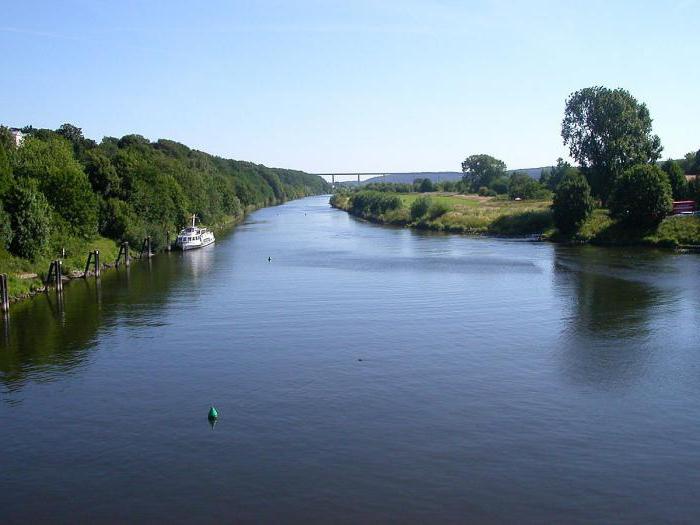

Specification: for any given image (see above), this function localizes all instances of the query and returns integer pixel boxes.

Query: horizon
[2,0,699,173]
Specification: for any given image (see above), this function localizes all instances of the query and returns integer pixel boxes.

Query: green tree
[562,86,663,203]
[5,178,52,259]
[84,149,121,197]
[13,136,98,237]
[540,158,578,191]
[508,172,549,200]
[410,196,432,220]
[610,164,672,226]
[552,172,594,234]
[0,202,12,249]
[662,159,687,200]
[461,154,507,191]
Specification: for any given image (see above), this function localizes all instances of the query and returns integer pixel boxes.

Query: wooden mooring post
[115,241,130,267]
[0,273,9,313]
[84,250,101,277]
[139,236,152,259]
[46,260,63,292]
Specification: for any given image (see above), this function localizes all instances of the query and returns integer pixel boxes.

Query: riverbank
[0,209,250,304]
[330,191,700,249]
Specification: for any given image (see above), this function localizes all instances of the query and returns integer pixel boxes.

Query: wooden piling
[116,241,131,267]
[0,273,9,313]
[55,260,63,292]
[94,250,100,277]
[84,251,93,277]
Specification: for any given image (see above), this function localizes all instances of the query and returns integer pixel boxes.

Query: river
[1,195,699,523]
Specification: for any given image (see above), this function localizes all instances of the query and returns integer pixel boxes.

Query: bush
[662,159,688,200]
[5,178,52,260]
[552,173,594,234]
[0,202,12,249]
[508,172,550,200]
[350,191,403,216]
[610,164,673,226]
[410,196,432,220]
[427,201,450,219]
[489,177,509,195]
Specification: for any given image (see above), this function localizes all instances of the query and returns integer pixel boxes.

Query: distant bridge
[315,173,388,186]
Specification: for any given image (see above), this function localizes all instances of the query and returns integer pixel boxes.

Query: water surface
[1,195,699,523]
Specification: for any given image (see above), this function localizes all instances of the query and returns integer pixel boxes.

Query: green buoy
[208,406,219,421]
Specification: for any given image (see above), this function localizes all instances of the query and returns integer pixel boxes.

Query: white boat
[175,215,215,251]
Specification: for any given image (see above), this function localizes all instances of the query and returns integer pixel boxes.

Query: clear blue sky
[2,0,698,173]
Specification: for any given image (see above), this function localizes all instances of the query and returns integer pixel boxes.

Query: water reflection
[0,257,184,394]
[553,246,673,386]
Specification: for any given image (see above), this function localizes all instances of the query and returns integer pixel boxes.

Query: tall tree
[561,86,662,203]
[662,159,687,200]
[461,154,507,190]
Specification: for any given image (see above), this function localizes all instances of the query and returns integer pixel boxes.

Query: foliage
[609,164,673,226]
[540,158,579,191]
[414,178,435,192]
[12,136,98,237]
[350,191,403,216]
[0,202,12,249]
[461,154,507,190]
[410,196,432,219]
[552,172,594,234]
[0,122,330,269]
[489,176,509,195]
[662,159,688,200]
[427,201,450,220]
[5,178,52,260]
[562,86,663,203]
[508,172,550,200]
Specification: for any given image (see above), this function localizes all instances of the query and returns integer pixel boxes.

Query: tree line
[0,124,330,260]
[460,86,699,233]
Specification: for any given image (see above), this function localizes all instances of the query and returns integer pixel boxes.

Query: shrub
[489,177,509,195]
[552,173,594,234]
[350,191,403,216]
[610,164,673,226]
[5,178,52,260]
[662,159,688,200]
[0,202,12,249]
[427,201,450,220]
[508,172,550,200]
[410,196,432,220]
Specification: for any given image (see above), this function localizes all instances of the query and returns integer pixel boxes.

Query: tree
[683,149,699,172]
[609,164,672,226]
[410,196,432,220]
[5,178,52,259]
[662,159,687,200]
[84,149,121,197]
[540,158,578,191]
[508,172,549,200]
[552,172,594,234]
[461,154,507,191]
[13,136,98,237]
[416,178,434,192]
[562,86,663,203]
[0,202,12,249]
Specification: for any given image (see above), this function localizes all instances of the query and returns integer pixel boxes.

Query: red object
[672,201,697,214]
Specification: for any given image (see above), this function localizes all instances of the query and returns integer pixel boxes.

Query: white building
[9,128,24,147]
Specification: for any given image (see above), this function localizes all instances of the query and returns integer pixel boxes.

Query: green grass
[332,191,700,248]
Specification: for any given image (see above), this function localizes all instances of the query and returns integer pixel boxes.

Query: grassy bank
[331,191,700,248]
[0,210,249,302]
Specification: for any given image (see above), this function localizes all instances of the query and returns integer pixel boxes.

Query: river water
[1,195,699,523]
